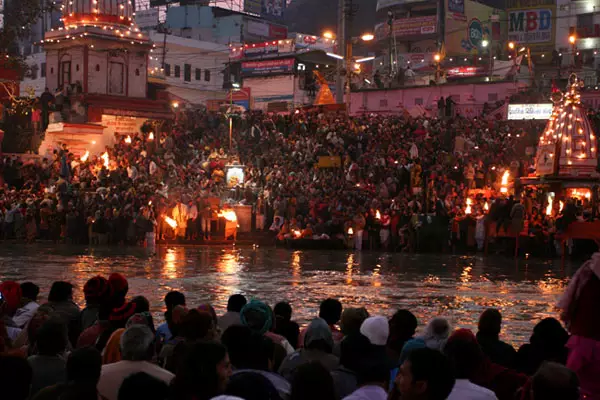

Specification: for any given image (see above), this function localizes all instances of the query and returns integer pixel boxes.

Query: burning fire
[218,210,238,222]
[546,196,553,216]
[500,170,510,193]
[101,152,109,169]
[80,150,90,162]
[465,198,473,215]
[124,135,132,144]
[148,132,154,141]
[347,227,354,235]
[293,230,301,238]
[559,201,564,212]
[484,202,489,211]
[375,210,381,220]
[164,216,177,229]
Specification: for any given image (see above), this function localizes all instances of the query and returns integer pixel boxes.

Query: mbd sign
[508,9,553,44]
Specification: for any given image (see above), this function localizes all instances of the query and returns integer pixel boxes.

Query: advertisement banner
[241,58,295,77]
[134,9,159,29]
[247,20,270,37]
[294,33,336,52]
[508,9,553,44]
[507,103,553,120]
[445,0,502,56]
[244,0,262,15]
[262,0,286,19]
[269,24,288,39]
[448,0,465,14]
[243,41,279,58]
[375,15,437,40]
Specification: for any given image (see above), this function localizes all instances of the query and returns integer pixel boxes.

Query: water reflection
[0,245,575,344]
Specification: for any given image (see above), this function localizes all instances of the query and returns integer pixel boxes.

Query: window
[577,14,594,34]
[415,98,423,105]
[59,61,71,87]
[135,69,140,76]
[30,65,38,80]
[195,68,201,81]
[184,64,191,82]
[174,65,181,78]
[165,63,171,76]
[96,64,100,72]
[109,62,125,95]
[488,93,498,102]
[41,63,46,78]
[204,70,210,82]
[379,99,388,107]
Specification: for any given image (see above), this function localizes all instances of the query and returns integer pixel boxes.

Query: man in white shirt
[97,325,174,400]
[12,282,40,329]
[447,379,498,400]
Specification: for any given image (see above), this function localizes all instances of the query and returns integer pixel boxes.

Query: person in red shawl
[557,252,600,399]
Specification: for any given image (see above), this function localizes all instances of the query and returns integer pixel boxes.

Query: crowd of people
[1,250,599,400]
[0,106,598,252]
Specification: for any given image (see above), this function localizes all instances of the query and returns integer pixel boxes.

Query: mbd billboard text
[508,9,552,44]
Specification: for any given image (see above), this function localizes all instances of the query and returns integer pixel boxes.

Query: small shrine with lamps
[520,74,599,210]
[38,0,173,156]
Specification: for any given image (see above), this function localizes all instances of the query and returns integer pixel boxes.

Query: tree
[0,0,58,75]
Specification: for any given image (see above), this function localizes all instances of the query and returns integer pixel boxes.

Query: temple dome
[62,0,134,28]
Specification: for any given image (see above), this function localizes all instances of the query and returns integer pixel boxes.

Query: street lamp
[361,33,374,42]
[323,31,334,39]
[481,39,489,48]
[508,41,515,50]
[433,53,441,62]
[569,34,576,45]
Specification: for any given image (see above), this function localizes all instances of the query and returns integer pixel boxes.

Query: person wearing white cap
[360,316,390,347]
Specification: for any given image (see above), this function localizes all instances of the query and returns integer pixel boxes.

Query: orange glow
[500,170,510,193]
[546,196,553,216]
[484,202,489,211]
[80,150,89,162]
[375,210,381,220]
[164,216,177,229]
[465,198,473,215]
[569,188,591,200]
[218,210,238,222]
[560,201,564,212]
[101,152,109,169]
[148,132,154,141]
[347,227,354,235]
[124,135,132,144]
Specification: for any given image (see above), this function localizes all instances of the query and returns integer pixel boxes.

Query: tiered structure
[535,74,598,178]
[39,0,173,155]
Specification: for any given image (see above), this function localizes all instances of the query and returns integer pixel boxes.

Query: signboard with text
[135,9,159,29]
[508,9,553,44]
[244,0,262,15]
[241,58,295,77]
[375,15,437,40]
[377,0,427,10]
[262,0,286,19]
[507,103,553,120]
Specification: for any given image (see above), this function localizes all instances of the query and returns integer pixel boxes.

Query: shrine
[38,0,173,156]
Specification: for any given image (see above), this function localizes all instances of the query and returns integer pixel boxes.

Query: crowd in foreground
[1,251,600,400]
[4,105,596,252]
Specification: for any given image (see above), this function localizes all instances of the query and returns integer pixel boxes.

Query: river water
[0,245,575,345]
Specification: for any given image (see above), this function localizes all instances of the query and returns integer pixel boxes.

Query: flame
[164,216,177,229]
[124,135,132,144]
[293,230,301,238]
[559,201,564,212]
[80,150,89,162]
[570,189,592,200]
[500,170,510,193]
[347,227,354,235]
[546,196,553,216]
[148,132,154,141]
[375,210,381,220]
[465,198,472,215]
[218,210,238,222]
[101,152,109,169]
[484,202,489,211]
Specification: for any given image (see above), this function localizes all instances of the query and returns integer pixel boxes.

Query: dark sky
[284,0,377,37]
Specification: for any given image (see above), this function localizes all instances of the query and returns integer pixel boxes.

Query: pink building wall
[349,82,526,117]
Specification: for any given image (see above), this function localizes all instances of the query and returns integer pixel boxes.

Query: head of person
[48,281,74,303]
[531,362,579,400]
[399,338,427,366]
[130,295,150,314]
[166,304,188,337]
[290,361,336,400]
[20,282,39,303]
[118,372,170,400]
[197,303,218,327]
[108,273,128,306]
[120,324,155,362]
[339,333,372,372]
[478,308,502,338]
[0,355,32,400]
[304,317,334,353]
[530,317,569,349]
[109,301,138,330]
[180,309,216,341]
[225,371,282,400]
[396,348,455,400]
[422,318,451,351]
[35,318,69,357]
[227,294,247,313]
[171,341,232,400]
[319,298,342,326]
[67,347,102,385]
[360,316,390,348]
[0,280,22,315]
[83,276,111,306]
[388,309,418,353]
[340,307,369,336]
[273,301,292,323]
[164,290,186,311]
[240,300,273,335]
[443,329,484,380]
[222,325,275,371]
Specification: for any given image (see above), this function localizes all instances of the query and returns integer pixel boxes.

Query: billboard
[135,9,159,29]
[241,58,295,77]
[375,16,437,40]
[448,0,465,14]
[445,0,503,56]
[244,0,262,15]
[507,103,553,120]
[294,33,336,52]
[508,9,553,44]
[376,0,426,10]
[262,0,286,19]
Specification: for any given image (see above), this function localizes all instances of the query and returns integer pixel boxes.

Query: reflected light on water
[162,248,179,280]
[346,253,354,285]
[291,251,301,286]
[373,264,382,287]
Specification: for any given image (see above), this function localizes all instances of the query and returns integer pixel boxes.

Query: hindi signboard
[241,58,295,77]
[507,104,553,120]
